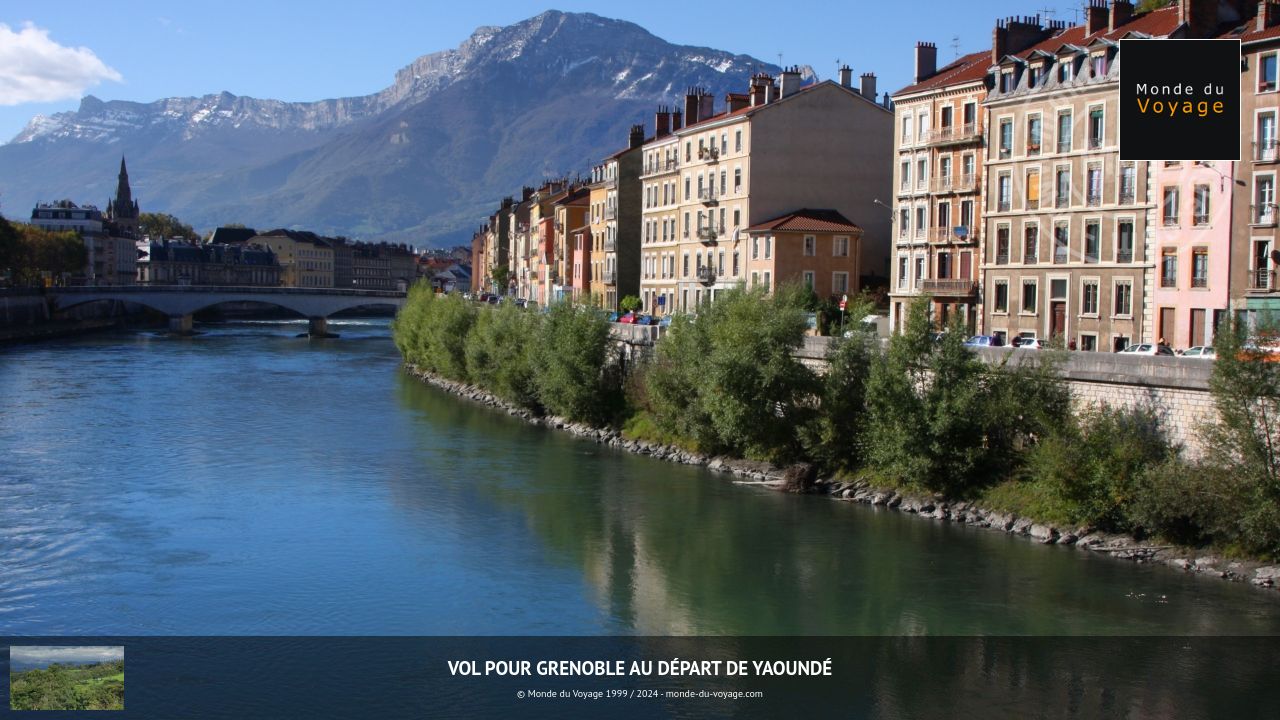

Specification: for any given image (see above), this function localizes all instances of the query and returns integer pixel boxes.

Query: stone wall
[610,327,1218,454]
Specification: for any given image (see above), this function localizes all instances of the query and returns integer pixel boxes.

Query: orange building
[743,209,863,300]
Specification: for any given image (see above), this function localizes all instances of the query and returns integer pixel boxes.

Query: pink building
[1151,161,1234,350]
[570,224,592,301]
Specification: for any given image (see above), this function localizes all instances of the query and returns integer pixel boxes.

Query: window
[1086,164,1103,206]
[803,235,816,256]
[1021,280,1038,315]
[1054,223,1069,264]
[937,201,951,231]
[803,271,815,288]
[1080,333,1097,351]
[1161,248,1178,287]
[960,200,974,229]
[900,161,910,190]
[937,252,951,279]
[1192,248,1209,288]
[735,130,742,153]
[1026,168,1040,209]
[915,257,925,281]
[898,208,909,237]
[833,272,849,294]
[917,158,927,189]
[834,236,850,257]
[1163,186,1180,226]
[1024,225,1039,264]
[1088,106,1104,149]
[995,226,1010,264]
[1119,163,1137,204]
[939,156,952,184]
[998,119,1013,158]
[764,237,772,259]
[1114,281,1133,317]
[916,206,927,237]
[1059,60,1072,84]
[1027,115,1042,154]
[898,257,907,288]
[683,253,689,277]
[998,173,1011,211]
[734,168,742,192]
[732,251,740,276]
[1194,184,1211,225]
[1055,167,1071,208]
[1261,52,1277,93]
[733,209,740,227]
[684,177,691,201]
[763,271,771,291]
[1057,113,1073,154]
[994,280,1009,313]
[1084,221,1100,263]
[1256,176,1276,223]
[1082,280,1099,315]
[1029,64,1042,87]
[963,102,976,128]
[1000,70,1015,93]
[1116,220,1135,262]
[1091,53,1108,78]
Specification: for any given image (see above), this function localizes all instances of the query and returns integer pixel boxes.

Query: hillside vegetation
[10,660,124,711]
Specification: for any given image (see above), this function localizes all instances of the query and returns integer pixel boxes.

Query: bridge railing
[49,285,407,299]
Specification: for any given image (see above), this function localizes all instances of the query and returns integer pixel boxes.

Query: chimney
[1109,0,1134,31]
[992,16,1052,66]
[778,66,801,98]
[860,72,877,100]
[654,106,671,138]
[671,110,683,130]
[838,65,853,88]
[915,42,938,83]
[749,74,770,106]
[726,92,749,112]
[683,87,702,125]
[629,124,645,149]
[522,186,534,202]
[764,78,779,103]
[1259,0,1280,30]
[1086,0,1108,35]
[1178,0,1217,38]
[698,89,714,120]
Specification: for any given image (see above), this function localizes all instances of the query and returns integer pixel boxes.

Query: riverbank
[404,363,1280,594]
[0,317,125,344]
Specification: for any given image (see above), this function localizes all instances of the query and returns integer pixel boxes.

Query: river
[2,317,1279,638]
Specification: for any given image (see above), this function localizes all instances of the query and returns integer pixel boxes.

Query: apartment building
[890,48,988,333]
[743,209,862,300]
[641,68,892,314]
[505,189,533,297]
[551,186,590,304]
[601,128,644,311]
[587,170,610,304]
[639,108,683,315]
[1229,2,1280,325]
[252,230,335,288]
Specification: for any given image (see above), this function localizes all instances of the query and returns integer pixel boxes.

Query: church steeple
[106,155,140,237]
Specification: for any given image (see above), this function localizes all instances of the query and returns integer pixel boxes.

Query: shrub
[531,300,616,424]
[391,281,434,366]
[419,292,476,380]
[464,301,540,408]
[802,295,875,471]
[619,295,642,313]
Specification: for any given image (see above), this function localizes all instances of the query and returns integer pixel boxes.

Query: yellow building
[251,230,334,288]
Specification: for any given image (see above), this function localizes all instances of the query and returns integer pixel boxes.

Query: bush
[465,301,540,408]
[1028,404,1176,533]
[802,295,875,471]
[391,282,434,366]
[531,300,616,424]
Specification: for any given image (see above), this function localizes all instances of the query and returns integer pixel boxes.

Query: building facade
[251,230,334,288]
[138,241,280,286]
[743,209,863,300]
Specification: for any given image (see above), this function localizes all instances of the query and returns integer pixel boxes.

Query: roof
[1222,14,1280,45]
[745,209,862,234]
[893,50,990,97]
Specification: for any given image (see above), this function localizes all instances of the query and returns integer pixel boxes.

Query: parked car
[635,314,655,326]
[1119,343,1175,356]
[963,335,1004,347]
[607,312,620,323]
[618,312,636,324]
[1014,337,1046,350]
[487,295,500,304]
[1180,346,1216,359]
[658,315,672,328]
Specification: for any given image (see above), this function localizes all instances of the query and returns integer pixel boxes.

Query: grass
[620,411,702,454]
[10,661,124,711]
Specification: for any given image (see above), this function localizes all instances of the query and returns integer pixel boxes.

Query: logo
[1120,38,1241,161]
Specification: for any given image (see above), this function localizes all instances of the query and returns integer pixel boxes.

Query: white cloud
[0,22,122,106]
[10,646,124,667]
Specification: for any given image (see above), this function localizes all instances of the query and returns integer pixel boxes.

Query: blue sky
[10,646,124,671]
[0,1,1090,143]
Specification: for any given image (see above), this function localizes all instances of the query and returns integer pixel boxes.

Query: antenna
[777,52,783,68]
[950,36,961,58]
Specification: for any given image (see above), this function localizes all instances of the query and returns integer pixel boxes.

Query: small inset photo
[9,646,124,711]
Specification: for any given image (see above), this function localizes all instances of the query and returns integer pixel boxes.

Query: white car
[1180,346,1216,359]
[1119,343,1176,356]
[1013,337,1045,350]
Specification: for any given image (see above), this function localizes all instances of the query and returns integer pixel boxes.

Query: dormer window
[1028,64,1042,87]
[1000,70,1015,93]
[1091,53,1108,78]
[1058,61,1071,83]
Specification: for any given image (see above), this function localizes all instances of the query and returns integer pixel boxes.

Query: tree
[138,212,198,241]
[619,295,642,313]
[1137,0,1175,11]
[803,294,875,471]
[491,265,511,294]
[531,300,616,424]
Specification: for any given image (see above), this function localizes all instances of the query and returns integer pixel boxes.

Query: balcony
[1026,197,1039,210]
[1255,140,1278,163]
[924,123,981,147]
[696,265,716,284]
[603,270,616,286]
[603,237,616,252]
[1191,275,1208,289]
[1194,213,1210,226]
[1086,194,1102,207]
[1088,136,1103,150]
[1119,190,1136,205]
[997,199,1011,212]
[1053,247,1069,264]
[921,279,977,296]
[927,227,976,244]
[604,206,617,221]
[1057,140,1072,153]
[1055,195,1070,209]
[1024,247,1038,264]
[697,187,719,205]
[697,146,720,163]
[1253,204,1278,226]
[697,225,722,243]
[998,147,1012,160]
[995,252,1010,265]
[1026,142,1042,156]
[1252,268,1273,292]
[1117,248,1134,263]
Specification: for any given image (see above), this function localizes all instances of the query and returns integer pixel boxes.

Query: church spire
[107,156,140,237]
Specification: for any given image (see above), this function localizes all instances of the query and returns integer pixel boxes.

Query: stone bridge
[49,285,407,335]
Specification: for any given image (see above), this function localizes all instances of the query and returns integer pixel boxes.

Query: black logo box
[1120,38,1241,161]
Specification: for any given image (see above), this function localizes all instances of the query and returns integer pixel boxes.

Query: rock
[1029,524,1059,544]
[1253,566,1280,588]
[777,463,817,493]
[1057,532,1078,546]
[1010,517,1034,535]
[886,493,902,508]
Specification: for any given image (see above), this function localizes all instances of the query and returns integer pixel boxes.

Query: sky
[0,0,1095,143]
[10,646,124,670]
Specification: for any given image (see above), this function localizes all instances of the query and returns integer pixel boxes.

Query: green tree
[465,301,540,408]
[490,265,511,294]
[803,294,876,470]
[531,300,616,424]
[619,295,642,313]
[139,212,198,241]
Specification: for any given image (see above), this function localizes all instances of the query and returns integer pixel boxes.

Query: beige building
[252,230,334,288]
[642,68,892,314]
[890,47,988,333]
[587,169,611,304]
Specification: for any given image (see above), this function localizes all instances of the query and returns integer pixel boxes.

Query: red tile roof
[745,209,861,234]
[893,50,990,97]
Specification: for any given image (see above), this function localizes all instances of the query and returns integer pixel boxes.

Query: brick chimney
[683,87,702,126]
[1086,0,1108,34]
[629,124,645,149]
[860,72,877,100]
[838,65,853,88]
[698,89,714,120]
[992,16,1053,66]
[726,92,749,112]
[1109,0,1135,31]
[765,80,779,103]
[915,42,937,83]
[779,66,802,98]
[749,74,772,106]
[1178,0,1218,37]
[654,106,671,138]
[1260,0,1280,30]
[671,110,682,130]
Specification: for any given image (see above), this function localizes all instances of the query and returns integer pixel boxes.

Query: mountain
[0,11,808,246]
